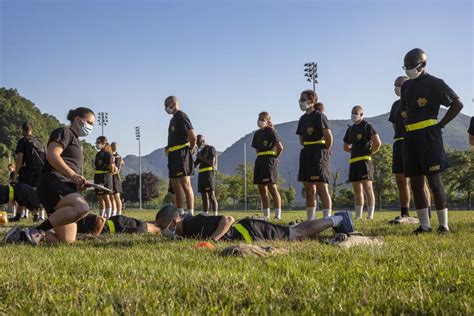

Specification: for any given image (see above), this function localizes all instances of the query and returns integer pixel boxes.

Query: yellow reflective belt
[303,139,326,145]
[394,137,405,142]
[405,119,437,132]
[8,185,14,203]
[106,220,116,234]
[95,170,109,174]
[199,166,214,173]
[233,223,253,243]
[168,142,190,152]
[256,151,276,157]
[349,156,372,164]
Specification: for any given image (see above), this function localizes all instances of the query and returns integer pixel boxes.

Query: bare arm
[469,134,474,146]
[439,99,463,128]
[343,143,351,153]
[211,216,235,241]
[322,128,333,150]
[187,129,197,149]
[275,142,283,157]
[370,134,382,154]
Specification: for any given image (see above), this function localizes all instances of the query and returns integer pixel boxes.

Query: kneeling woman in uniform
[252,112,283,220]
[5,107,95,244]
[94,136,114,218]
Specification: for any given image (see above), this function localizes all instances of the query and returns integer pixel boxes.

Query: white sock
[202,211,209,215]
[436,208,448,229]
[306,207,316,220]
[112,210,117,217]
[416,208,431,229]
[328,215,343,227]
[367,206,375,219]
[40,210,45,219]
[106,208,112,218]
[21,209,25,217]
[177,208,184,215]
[263,208,270,219]
[213,211,218,216]
[99,209,105,217]
[355,205,363,219]
[118,209,122,215]
[187,208,194,216]
[322,209,331,217]
[274,208,281,219]
[25,209,29,217]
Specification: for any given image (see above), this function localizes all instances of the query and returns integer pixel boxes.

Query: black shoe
[437,226,450,234]
[33,214,40,222]
[413,226,432,235]
[9,215,21,222]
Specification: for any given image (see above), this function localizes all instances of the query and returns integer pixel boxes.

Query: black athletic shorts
[168,147,194,178]
[94,173,113,195]
[37,172,77,214]
[253,156,278,184]
[198,170,216,193]
[228,218,290,241]
[403,125,448,177]
[348,160,374,182]
[298,145,329,183]
[112,174,122,194]
[102,215,148,234]
[392,140,404,174]
[18,167,41,188]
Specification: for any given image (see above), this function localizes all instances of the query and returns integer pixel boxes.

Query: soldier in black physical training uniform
[400,48,463,234]
[164,96,197,216]
[0,183,41,213]
[388,76,432,223]
[297,90,333,220]
[12,122,46,222]
[94,136,114,218]
[343,106,381,220]
[469,117,474,146]
[5,107,96,244]
[75,213,161,235]
[155,205,354,242]
[252,112,283,220]
[195,135,218,215]
[110,142,124,216]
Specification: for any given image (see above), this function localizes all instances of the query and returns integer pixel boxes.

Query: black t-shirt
[469,117,474,136]
[400,73,459,125]
[196,145,216,169]
[95,150,112,171]
[101,215,147,234]
[0,183,41,210]
[181,214,222,238]
[168,111,194,147]
[296,110,330,142]
[388,100,406,139]
[113,152,122,171]
[343,120,377,158]
[15,136,45,170]
[252,127,280,153]
[224,218,290,241]
[42,127,83,181]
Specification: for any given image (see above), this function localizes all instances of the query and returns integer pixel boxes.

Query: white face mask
[257,120,266,129]
[299,101,310,111]
[405,64,423,79]
[351,114,361,122]
[79,120,93,137]
[161,225,176,239]
[394,86,401,97]
[165,106,175,115]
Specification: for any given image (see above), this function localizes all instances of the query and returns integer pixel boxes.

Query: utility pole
[304,62,318,92]
[98,112,109,136]
[244,142,247,212]
[135,126,142,210]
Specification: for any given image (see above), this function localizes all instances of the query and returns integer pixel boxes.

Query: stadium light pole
[304,62,318,92]
[135,126,142,211]
[244,142,247,211]
[98,112,109,136]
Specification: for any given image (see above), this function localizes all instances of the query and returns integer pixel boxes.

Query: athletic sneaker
[23,228,45,245]
[333,211,355,234]
[33,214,40,222]
[9,215,21,222]
[413,226,433,235]
[437,226,450,234]
[3,225,24,243]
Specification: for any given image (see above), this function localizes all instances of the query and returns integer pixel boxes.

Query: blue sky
[1,0,472,156]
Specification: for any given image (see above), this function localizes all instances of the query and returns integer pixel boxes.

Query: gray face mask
[161,225,176,239]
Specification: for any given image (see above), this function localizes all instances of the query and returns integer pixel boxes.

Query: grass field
[0,210,472,315]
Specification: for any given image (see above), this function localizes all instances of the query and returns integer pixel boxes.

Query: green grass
[0,210,472,315]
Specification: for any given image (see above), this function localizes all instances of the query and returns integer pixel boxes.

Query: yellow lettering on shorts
[310,176,320,180]
[429,165,441,171]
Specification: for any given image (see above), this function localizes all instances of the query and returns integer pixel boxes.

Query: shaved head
[395,76,409,87]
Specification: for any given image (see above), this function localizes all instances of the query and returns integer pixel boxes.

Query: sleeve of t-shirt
[48,128,72,149]
[388,102,397,123]
[366,123,377,136]
[469,117,474,135]
[343,128,351,144]
[320,113,331,129]
[251,133,258,149]
[272,128,280,143]
[208,146,216,158]
[15,139,26,155]
[181,113,194,131]
[400,82,408,111]
[435,79,459,107]
[296,117,302,135]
